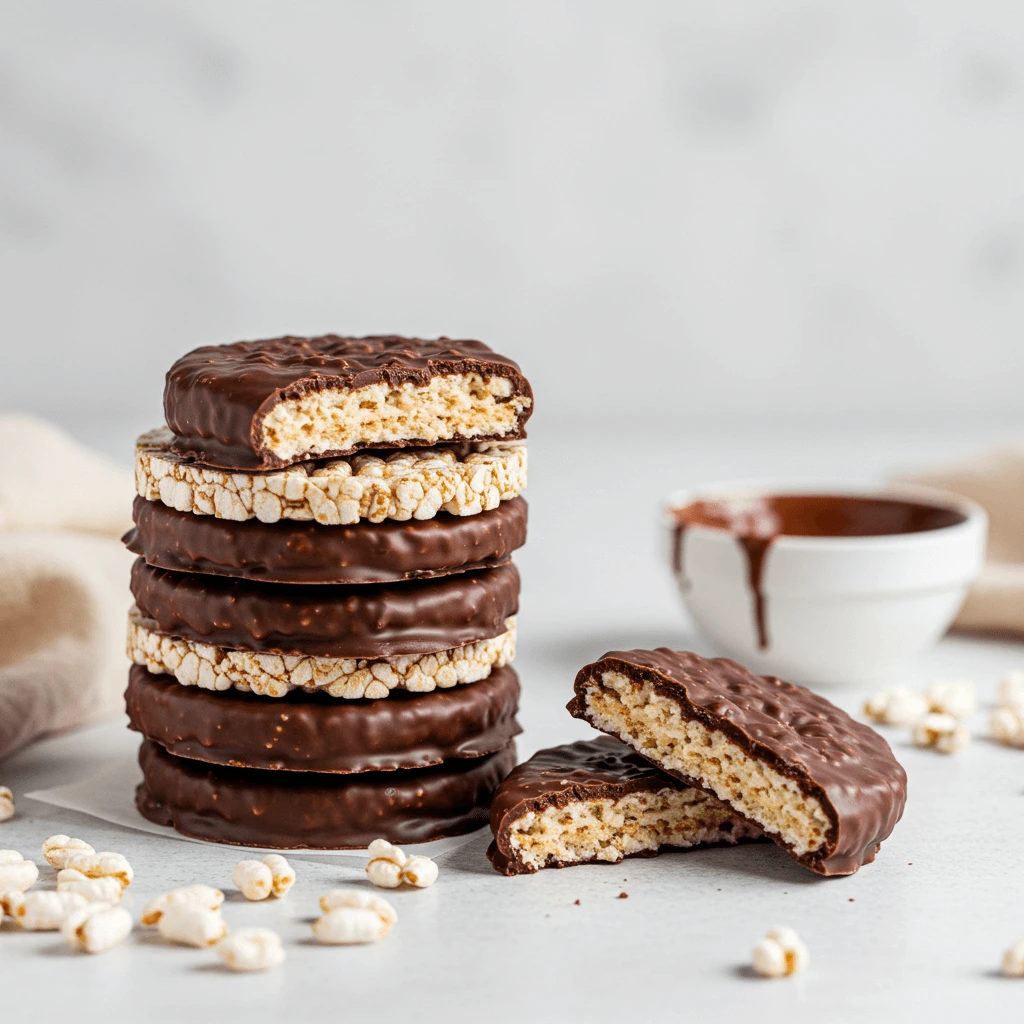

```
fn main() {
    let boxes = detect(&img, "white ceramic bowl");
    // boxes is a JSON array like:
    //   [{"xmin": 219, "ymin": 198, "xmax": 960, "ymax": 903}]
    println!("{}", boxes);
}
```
[{"xmin": 665, "ymin": 481, "xmax": 987, "ymax": 686}]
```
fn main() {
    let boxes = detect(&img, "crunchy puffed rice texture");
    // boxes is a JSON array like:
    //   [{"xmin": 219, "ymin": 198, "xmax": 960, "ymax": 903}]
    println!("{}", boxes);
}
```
[
  {"xmin": 57, "ymin": 871, "xmax": 124, "ymax": 903},
  {"xmin": 752, "ymin": 927, "xmax": 809, "ymax": 978},
  {"xmin": 218, "ymin": 928, "xmax": 286, "ymax": 972},
  {"xmin": 14, "ymin": 890, "xmax": 87, "ymax": 931},
  {"xmin": 1003, "ymin": 940, "xmax": 1024, "ymax": 977},
  {"xmin": 925, "ymin": 679, "xmax": 976, "ymax": 719},
  {"xmin": 863, "ymin": 687, "xmax": 928, "ymax": 727},
  {"xmin": 135, "ymin": 428, "xmax": 527, "ymax": 525},
  {"xmin": 42, "ymin": 834, "xmax": 95, "ymax": 869},
  {"xmin": 128, "ymin": 610, "xmax": 516, "ymax": 699},
  {"xmin": 62, "ymin": 850, "xmax": 133, "ymax": 887},
  {"xmin": 157, "ymin": 904, "xmax": 228, "ymax": 947},
  {"xmin": 141, "ymin": 885, "xmax": 224, "ymax": 926},
  {"xmin": 912, "ymin": 713, "xmax": 969, "ymax": 754},
  {"xmin": 0, "ymin": 851, "xmax": 39, "ymax": 892},
  {"xmin": 62, "ymin": 904, "xmax": 133, "ymax": 953},
  {"xmin": 319, "ymin": 889, "xmax": 398, "ymax": 930}
]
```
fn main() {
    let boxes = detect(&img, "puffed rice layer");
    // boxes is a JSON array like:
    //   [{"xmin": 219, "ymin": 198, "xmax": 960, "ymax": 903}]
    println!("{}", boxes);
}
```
[
  {"xmin": 127, "ymin": 609, "xmax": 517, "ymax": 700},
  {"xmin": 135, "ymin": 428, "xmax": 527, "ymax": 525}
]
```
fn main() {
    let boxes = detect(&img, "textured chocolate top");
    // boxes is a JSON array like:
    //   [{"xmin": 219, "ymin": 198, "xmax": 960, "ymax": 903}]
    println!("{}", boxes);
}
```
[
  {"xmin": 569, "ymin": 649, "xmax": 907, "ymax": 876},
  {"xmin": 136, "ymin": 739, "xmax": 516, "ymax": 849},
  {"xmin": 130, "ymin": 558, "xmax": 519, "ymax": 657},
  {"xmin": 125, "ymin": 494, "xmax": 528, "ymax": 584},
  {"xmin": 164, "ymin": 335, "xmax": 534, "ymax": 470},
  {"xmin": 126, "ymin": 663, "xmax": 521, "ymax": 773}
]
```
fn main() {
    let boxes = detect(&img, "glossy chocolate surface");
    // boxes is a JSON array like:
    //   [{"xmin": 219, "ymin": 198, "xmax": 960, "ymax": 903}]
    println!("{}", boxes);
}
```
[
  {"xmin": 126, "ymin": 663, "xmax": 521, "ymax": 773},
  {"xmin": 164, "ymin": 335, "xmax": 534, "ymax": 470},
  {"xmin": 136, "ymin": 739, "xmax": 517, "ymax": 849},
  {"xmin": 569, "ymin": 648, "xmax": 908, "ymax": 876},
  {"xmin": 130, "ymin": 558, "xmax": 519, "ymax": 657},
  {"xmin": 125, "ymin": 495, "xmax": 528, "ymax": 584},
  {"xmin": 671, "ymin": 493, "xmax": 968, "ymax": 648}
]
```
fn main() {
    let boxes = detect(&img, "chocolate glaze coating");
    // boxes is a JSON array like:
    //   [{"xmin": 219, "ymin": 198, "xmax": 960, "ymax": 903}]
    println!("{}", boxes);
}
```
[
  {"xmin": 136, "ymin": 739, "xmax": 517, "ymax": 849},
  {"xmin": 568, "ymin": 649, "xmax": 907, "ymax": 876},
  {"xmin": 126, "ymin": 663, "xmax": 521, "ymax": 773},
  {"xmin": 124, "ymin": 494, "xmax": 528, "ymax": 584},
  {"xmin": 164, "ymin": 335, "xmax": 534, "ymax": 470},
  {"xmin": 487, "ymin": 737, "xmax": 763, "ymax": 875},
  {"xmin": 129, "ymin": 558, "xmax": 519, "ymax": 657}
]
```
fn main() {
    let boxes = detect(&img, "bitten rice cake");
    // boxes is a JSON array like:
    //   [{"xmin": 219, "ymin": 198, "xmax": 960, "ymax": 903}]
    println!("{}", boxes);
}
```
[
  {"xmin": 568, "ymin": 649, "xmax": 907, "ymax": 876},
  {"xmin": 163, "ymin": 335, "xmax": 534, "ymax": 470},
  {"xmin": 488, "ymin": 737, "xmax": 763, "ymax": 875}
]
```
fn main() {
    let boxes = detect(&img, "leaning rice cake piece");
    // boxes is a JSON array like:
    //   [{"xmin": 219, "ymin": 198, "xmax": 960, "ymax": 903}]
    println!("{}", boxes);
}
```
[
  {"xmin": 164, "ymin": 335, "xmax": 534, "ymax": 470},
  {"xmin": 568, "ymin": 649, "xmax": 907, "ymax": 876},
  {"xmin": 488, "ymin": 737, "xmax": 763, "ymax": 875}
]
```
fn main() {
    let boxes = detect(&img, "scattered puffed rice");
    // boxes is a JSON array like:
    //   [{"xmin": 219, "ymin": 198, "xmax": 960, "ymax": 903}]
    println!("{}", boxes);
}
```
[
  {"xmin": 41, "ymin": 835, "xmax": 95, "ymax": 869},
  {"xmin": 217, "ymin": 927, "xmax": 286, "ymax": 972},
  {"xmin": 62, "ymin": 903, "xmax": 133, "ymax": 953},
  {"xmin": 991, "ymin": 706, "xmax": 1024, "ymax": 748},
  {"xmin": 401, "ymin": 855, "xmax": 439, "ymax": 888},
  {"xmin": 912, "ymin": 712, "xmax": 970, "ymax": 754},
  {"xmin": 319, "ymin": 889, "xmax": 398, "ymax": 930},
  {"xmin": 233, "ymin": 859, "xmax": 273, "ymax": 901},
  {"xmin": 62, "ymin": 850, "xmax": 133, "ymax": 888},
  {"xmin": 752, "ymin": 926, "xmax": 810, "ymax": 978},
  {"xmin": 863, "ymin": 686, "xmax": 928, "ymax": 727},
  {"xmin": 925, "ymin": 679, "xmax": 976, "ymax": 719},
  {"xmin": 57, "ymin": 870, "xmax": 124, "ymax": 903},
  {"xmin": 998, "ymin": 671, "xmax": 1024, "ymax": 710},
  {"xmin": 0, "ymin": 787, "xmax": 14, "ymax": 823},
  {"xmin": 140, "ymin": 884, "xmax": 225, "ymax": 926},
  {"xmin": 157, "ymin": 903, "xmax": 228, "ymax": 947},
  {"xmin": 1, "ymin": 891, "xmax": 25, "ymax": 918},
  {"xmin": 315, "ymin": 889, "xmax": 397, "ymax": 944},
  {"xmin": 1003, "ymin": 940, "xmax": 1024, "ymax": 977},
  {"xmin": 262, "ymin": 854, "xmax": 295, "ymax": 897},
  {"xmin": 13, "ymin": 890, "xmax": 87, "ymax": 931},
  {"xmin": 0, "ymin": 851, "xmax": 39, "ymax": 892},
  {"xmin": 364, "ymin": 840, "xmax": 438, "ymax": 889},
  {"xmin": 366, "ymin": 839, "xmax": 406, "ymax": 889}
]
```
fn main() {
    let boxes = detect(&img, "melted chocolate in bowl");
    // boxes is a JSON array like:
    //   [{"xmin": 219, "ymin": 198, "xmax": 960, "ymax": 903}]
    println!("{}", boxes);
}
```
[{"xmin": 671, "ymin": 494, "xmax": 968, "ymax": 650}]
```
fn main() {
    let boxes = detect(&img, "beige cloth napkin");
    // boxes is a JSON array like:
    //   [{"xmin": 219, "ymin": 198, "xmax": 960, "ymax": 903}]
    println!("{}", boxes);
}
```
[
  {"xmin": 910, "ymin": 447, "xmax": 1024, "ymax": 636},
  {"xmin": 0, "ymin": 415, "xmax": 136, "ymax": 761}
]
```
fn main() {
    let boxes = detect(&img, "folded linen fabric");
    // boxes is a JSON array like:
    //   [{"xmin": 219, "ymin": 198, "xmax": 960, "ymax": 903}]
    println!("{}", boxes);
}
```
[
  {"xmin": 0, "ymin": 415, "xmax": 135, "ymax": 761},
  {"xmin": 909, "ymin": 446, "xmax": 1024, "ymax": 636}
]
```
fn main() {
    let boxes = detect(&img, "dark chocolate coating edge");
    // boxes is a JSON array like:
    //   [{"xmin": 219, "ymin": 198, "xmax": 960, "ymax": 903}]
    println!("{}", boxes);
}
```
[
  {"xmin": 567, "ymin": 649, "xmax": 908, "ymax": 877},
  {"xmin": 124, "ymin": 494, "xmax": 528, "ymax": 585},
  {"xmin": 125, "ymin": 663, "xmax": 522, "ymax": 773},
  {"xmin": 136, "ymin": 739, "xmax": 517, "ymax": 849},
  {"xmin": 129, "ymin": 557, "xmax": 520, "ymax": 658},
  {"xmin": 164, "ymin": 335, "xmax": 535, "ymax": 470}
]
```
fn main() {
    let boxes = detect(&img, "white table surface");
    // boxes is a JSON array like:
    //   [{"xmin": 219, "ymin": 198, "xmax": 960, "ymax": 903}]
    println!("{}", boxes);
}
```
[{"xmin": 3, "ymin": 420, "xmax": 1024, "ymax": 1023}]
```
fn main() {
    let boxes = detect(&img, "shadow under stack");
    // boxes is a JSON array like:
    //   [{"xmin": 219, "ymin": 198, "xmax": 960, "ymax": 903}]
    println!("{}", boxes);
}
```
[{"xmin": 122, "ymin": 335, "xmax": 532, "ymax": 848}]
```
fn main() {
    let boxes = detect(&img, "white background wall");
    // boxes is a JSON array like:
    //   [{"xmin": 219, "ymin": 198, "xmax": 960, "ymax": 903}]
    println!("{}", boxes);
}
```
[{"xmin": 3, "ymin": 1, "xmax": 1023, "ymax": 447}]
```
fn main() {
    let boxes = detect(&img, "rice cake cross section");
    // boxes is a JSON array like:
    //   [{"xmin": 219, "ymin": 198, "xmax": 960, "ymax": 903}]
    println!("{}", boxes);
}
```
[
  {"xmin": 568, "ymin": 649, "xmax": 907, "ymax": 876},
  {"xmin": 488, "ymin": 737, "xmax": 763, "ymax": 875}
]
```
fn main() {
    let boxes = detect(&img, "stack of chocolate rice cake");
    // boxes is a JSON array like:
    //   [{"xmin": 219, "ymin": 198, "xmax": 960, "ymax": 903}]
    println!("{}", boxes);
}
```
[{"xmin": 122, "ymin": 335, "xmax": 533, "ymax": 849}]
